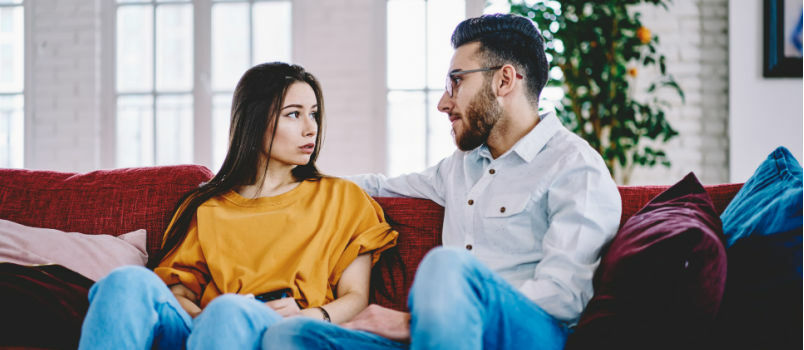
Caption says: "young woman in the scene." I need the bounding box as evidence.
[78,63,398,349]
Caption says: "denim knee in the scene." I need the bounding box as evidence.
[262,317,322,347]
[415,247,474,284]
[200,294,255,318]
[90,265,163,300]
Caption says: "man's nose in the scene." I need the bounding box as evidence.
[437,91,452,114]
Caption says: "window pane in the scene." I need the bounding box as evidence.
[253,1,292,64]
[387,0,426,89]
[156,4,193,92]
[155,94,193,165]
[427,90,454,166]
[117,95,154,167]
[0,95,23,168]
[117,5,153,92]
[212,92,232,172]
[0,6,24,93]
[211,2,249,91]
[426,0,464,89]
[387,91,426,176]
[0,1,23,4]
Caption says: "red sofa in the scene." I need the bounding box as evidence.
[0,165,743,349]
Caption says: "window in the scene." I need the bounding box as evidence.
[386,0,465,176]
[115,0,193,167]
[210,0,291,170]
[113,0,291,169]
[0,0,24,168]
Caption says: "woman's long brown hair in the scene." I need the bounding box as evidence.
[148,62,325,268]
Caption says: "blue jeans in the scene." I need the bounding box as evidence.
[263,247,568,350]
[78,266,283,350]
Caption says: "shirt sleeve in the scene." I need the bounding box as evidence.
[153,215,211,299]
[344,154,454,206]
[517,153,621,323]
[330,189,399,286]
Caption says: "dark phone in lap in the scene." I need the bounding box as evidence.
[254,288,292,302]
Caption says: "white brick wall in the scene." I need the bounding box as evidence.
[20,0,731,184]
[627,0,730,185]
[26,0,101,173]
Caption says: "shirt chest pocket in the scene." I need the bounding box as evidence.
[480,193,536,253]
[484,193,531,218]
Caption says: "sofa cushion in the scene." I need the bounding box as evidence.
[0,218,147,281]
[711,146,803,348]
[0,263,93,349]
[720,146,803,247]
[711,227,803,349]
[0,165,214,256]
[617,183,742,229]
[566,172,727,349]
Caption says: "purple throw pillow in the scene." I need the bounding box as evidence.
[566,172,727,349]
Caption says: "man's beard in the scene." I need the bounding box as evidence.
[454,82,503,151]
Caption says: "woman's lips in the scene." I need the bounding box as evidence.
[300,143,315,154]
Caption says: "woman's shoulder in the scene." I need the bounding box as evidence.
[313,176,377,203]
[314,176,364,191]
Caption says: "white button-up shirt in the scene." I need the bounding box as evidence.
[347,112,621,324]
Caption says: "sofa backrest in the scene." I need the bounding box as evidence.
[0,166,744,311]
[0,165,214,257]
[618,183,743,227]
[370,183,744,310]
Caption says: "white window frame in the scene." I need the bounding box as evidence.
[101,0,291,170]
[0,0,30,168]
[384,0,481,175]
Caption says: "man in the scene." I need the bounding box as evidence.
[263,13,621,350]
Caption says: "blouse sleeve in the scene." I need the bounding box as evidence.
[153,215,211,299]
[330,188,399,286]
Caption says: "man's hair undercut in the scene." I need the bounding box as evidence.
[451,13,549,107]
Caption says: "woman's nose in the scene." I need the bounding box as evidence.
[303,116,317,136]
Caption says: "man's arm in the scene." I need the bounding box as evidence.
[344,155,455,206]
[518,159,621,323]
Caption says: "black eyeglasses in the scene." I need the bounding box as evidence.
[445,66,523,97]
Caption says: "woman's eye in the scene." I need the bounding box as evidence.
[310,111,319,119]
[286,111,299,118]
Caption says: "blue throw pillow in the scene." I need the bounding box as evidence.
[721,146,803,247]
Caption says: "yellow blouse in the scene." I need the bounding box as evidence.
[154,177,398,309]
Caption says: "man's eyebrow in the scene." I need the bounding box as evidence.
[280,104,318,110]
[449,68,461,74]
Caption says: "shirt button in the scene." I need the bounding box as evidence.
[489,169,496,174]
[468,199,474,205]
[500,207,506,213]
[465,244,473,251]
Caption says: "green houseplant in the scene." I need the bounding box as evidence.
[507,0,684,183]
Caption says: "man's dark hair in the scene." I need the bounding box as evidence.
[451,13,548,107]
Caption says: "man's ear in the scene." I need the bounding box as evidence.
[496,64,518,97]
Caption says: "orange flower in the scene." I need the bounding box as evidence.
[628,67,638,77]
[636,26,651,44]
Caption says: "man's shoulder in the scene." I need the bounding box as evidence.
[546,128,605,164]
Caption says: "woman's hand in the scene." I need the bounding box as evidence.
[169,284,202,318]
[265,297,301,317]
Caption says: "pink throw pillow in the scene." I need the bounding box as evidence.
[0,219,147,281]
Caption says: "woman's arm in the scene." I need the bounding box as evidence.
[169,283,202,318]
[299,253,372,324]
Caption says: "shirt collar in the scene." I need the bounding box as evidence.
[472,111,562,163]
